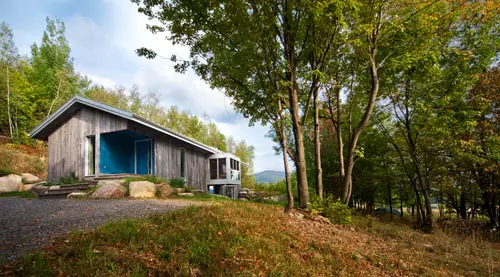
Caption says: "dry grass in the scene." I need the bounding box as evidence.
[1,201,499,276]
[0,143,47,180]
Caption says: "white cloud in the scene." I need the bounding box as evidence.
[83,72,117,88]
[5,0,286,174]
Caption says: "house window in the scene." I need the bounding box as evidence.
[209,159,218,179]
[180,149,185,178]
[230,158,239,171]
[225,186,235,198]
[86,135,95,176]
[218,158,226,179]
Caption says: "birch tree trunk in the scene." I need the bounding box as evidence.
[313,88,323,199]
[6,64,13,139]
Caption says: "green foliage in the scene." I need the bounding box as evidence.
[0,167,19,177]
[59,171,79,184]
[168,178,185,188]
[124,175,165,187]
[308,196,352,225]
[0,191,33,198]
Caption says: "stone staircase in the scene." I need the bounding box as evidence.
[31,183,91,198]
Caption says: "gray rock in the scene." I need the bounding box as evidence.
[97,179,125,187]
[0,174,22,193]
[129,181,157,198]
[22,184,35,192]
[314,215,331,224]
[352,252,365,261]
[91,183,126,199]
[174,187,185,193]
[156,183,175,199]
[191,189,205,194]
[422,243,434,252]
[29,185,48,197]
[48,185,61,190]
[177,192,194,197]
[67,192,88,199]
[294,213,305,219]
[21,173,40,184]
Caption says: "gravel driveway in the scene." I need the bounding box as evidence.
[0,197,197,262]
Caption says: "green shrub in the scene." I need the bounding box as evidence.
[124,175,165,187]
[59,172,79,184]
[308,196,352,225]
[0,167,19,177]
[168,178,186,188]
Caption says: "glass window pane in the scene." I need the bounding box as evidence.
[87,136,95,175]
[210,159,218,179]
[180,149,185,178]
[218,158,226,179]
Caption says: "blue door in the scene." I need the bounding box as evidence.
[136,140,151,174]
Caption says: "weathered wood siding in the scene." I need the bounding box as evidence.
[155,136,209,191]
[47,107,127,181]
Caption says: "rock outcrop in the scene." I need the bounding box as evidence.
[156,183,175,199]
[91,181,126,199]
[0,174,23,193]
[129,181,157,198]
[21,173,40,184]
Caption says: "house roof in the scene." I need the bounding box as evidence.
[29,95,220,154]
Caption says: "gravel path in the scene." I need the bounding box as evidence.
[0,197,198,262]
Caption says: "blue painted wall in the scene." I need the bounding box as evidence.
[100,130,152,174]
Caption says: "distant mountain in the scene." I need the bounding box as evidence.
[253,170,286,184]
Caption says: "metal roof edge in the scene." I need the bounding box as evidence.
[29,95,134,138]
[29,95,219,154]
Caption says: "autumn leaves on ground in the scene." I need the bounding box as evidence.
[2,201,498,276]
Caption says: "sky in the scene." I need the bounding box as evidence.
[0,0,284,173]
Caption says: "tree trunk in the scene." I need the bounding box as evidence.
[388,178,393,221]
[326,89,344,199]
[341,50,379,204]
[281,132,294,212]
[6,64,13,139]
[459,191,467,219]
[277,100,294,212]
[400,186,404,218]
[335,88,345,198]
[283,1,308,209]
[47,77,62,117]
[313,88,323,199]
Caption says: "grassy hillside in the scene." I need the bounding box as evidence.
[2,201,499,276]
[0,143,47,179]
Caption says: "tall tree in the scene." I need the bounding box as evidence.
[0,22,18,138]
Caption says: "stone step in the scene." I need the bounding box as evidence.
[32,183,90,198]
[39,189,88,198]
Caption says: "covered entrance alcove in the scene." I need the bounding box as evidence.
[86,130,154,176]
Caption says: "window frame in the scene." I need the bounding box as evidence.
[85,135,96,176]
[180,148,186,179]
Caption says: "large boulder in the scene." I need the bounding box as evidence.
[22,184,36,191]
[156,183,175,199]
[129,181,157,198]
[21,173,40,184]
[0,174,23,193]
[91,181,126,199]
[97,179,126,186]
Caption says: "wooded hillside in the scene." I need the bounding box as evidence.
[134,0,500,231]
[0,18,256,186]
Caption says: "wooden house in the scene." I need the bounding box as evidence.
[29,95,242,198]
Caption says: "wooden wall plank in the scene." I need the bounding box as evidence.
[47,106,209,190]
